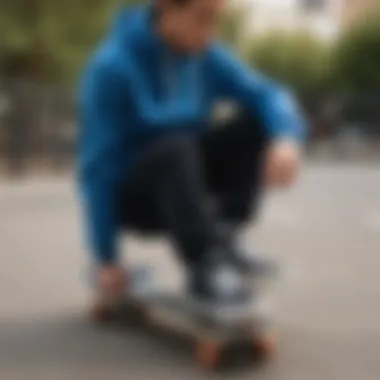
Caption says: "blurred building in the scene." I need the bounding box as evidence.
[341,0,377,30]
[238,0,377,41]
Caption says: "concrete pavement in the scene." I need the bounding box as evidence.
[1,163,380,379]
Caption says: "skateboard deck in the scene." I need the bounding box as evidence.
[92,266,277,370]
[134,291,272,335]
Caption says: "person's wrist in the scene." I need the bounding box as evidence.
[266,137,302,188]
[97,262,125,295]
[99,262,118,269]
[96,255,118,269]
[272,136,302,149]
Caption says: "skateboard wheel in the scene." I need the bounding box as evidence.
[196,340,222,370]
[252,333,276,361]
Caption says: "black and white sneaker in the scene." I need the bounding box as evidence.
[216,222,279,279]
[187,247,252,319]
[226,248,279,279]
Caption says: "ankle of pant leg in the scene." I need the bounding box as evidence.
[177,232,214,268]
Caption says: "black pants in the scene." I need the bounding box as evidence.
[122,111,269,267]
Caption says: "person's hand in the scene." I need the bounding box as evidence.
[90,265,126,321]
[98,264,126,298]
[265,139,302,188]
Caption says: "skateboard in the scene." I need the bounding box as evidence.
[90,266,277,370]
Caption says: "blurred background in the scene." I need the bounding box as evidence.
[0,0,380,176]
[1,1,380,379]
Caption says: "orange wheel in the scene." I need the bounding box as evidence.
[196,340,222,370]
[253,333,276,361]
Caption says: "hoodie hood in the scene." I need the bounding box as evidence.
[108,5,159,51]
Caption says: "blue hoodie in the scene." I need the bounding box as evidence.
[79,5,306,264]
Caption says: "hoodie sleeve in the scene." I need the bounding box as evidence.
[208,45,307,141]
[79,61,127,265]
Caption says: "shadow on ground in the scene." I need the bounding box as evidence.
[1,308,380,380]
[0,312,278,379]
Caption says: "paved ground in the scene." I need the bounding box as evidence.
[1,163,380,379]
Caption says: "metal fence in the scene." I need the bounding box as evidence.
[0,80,76,176]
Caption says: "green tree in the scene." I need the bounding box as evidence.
[0,1,136,83]
[246,31,332,95]
[333,11,380,91]
[0,1,251,83]
[219,7,247,53]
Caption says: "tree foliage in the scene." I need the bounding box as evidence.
[0,1,130,83]
[219,7,248,53]
[332,11,380,92]
[245,32,332,95]
[1,0,380,94]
